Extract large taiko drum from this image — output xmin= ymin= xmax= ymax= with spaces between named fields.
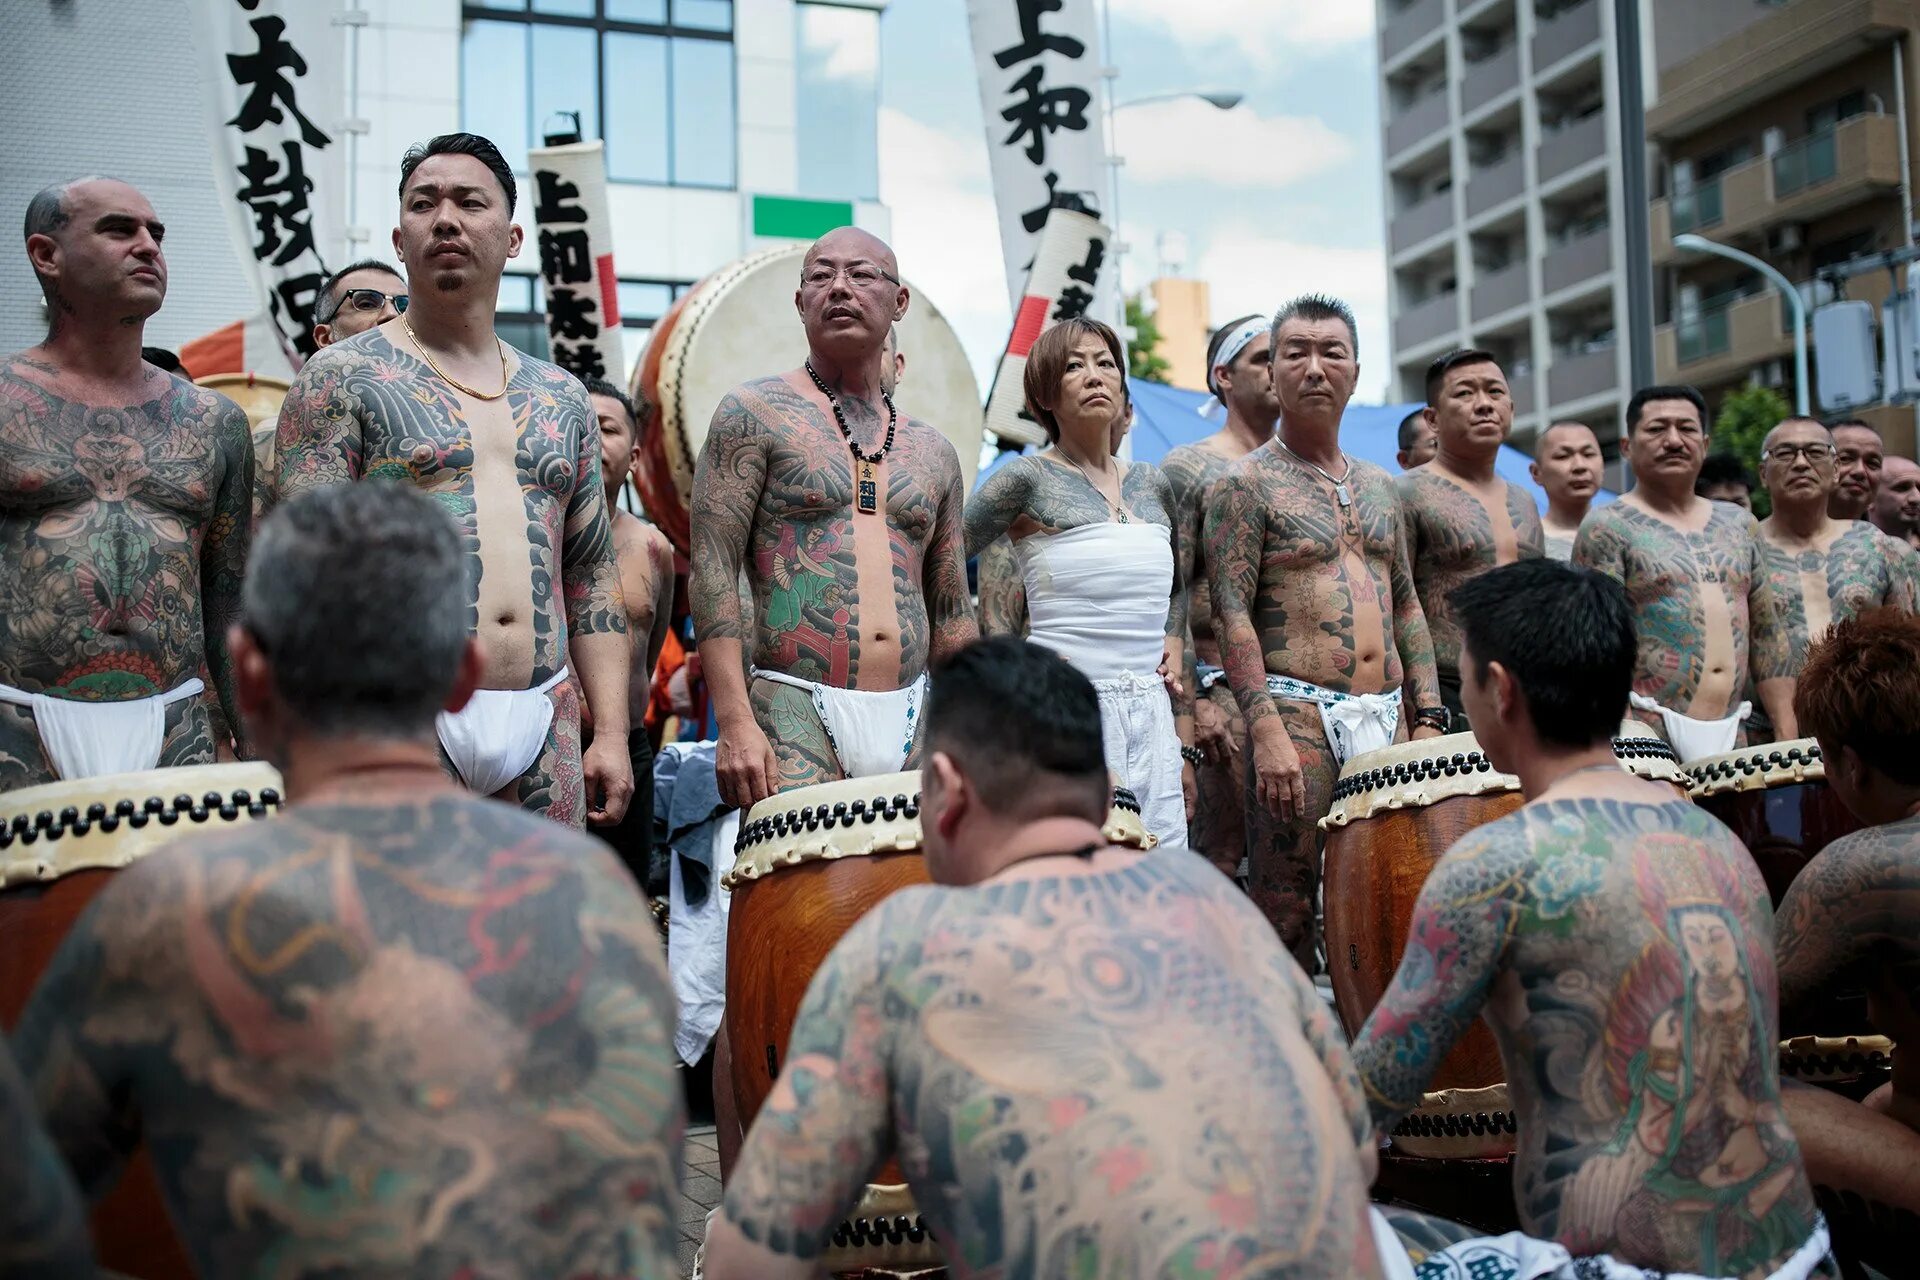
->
xmin=0 ymin=763 xmax=284 ymax=1280
xmin=1687 ymin=739 xmax=1863 ymax=905
xmin=629 ymin=246 xmax=986 ymax=554
xmin=719 ymin=772 xmax=1153 ymax=1277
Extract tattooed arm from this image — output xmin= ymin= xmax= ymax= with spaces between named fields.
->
xmin=202 ymin=395 xmax=255 ymax=755
xmin=272 ymin=346 xmax=365 ymax=498
xmin=0 ymin=1037 xmax=95 ymax=1280
xmin=1350 ymin=826 xmax=1518 ymax=1131
xmin=705 ymin=913 xmax=897 ymax=1279
xmin=925 ymin=443 xmax=981 ymax=664
xmin=561 ymin=385 xmax=635 ymax=824
xmin=962 ymin=458 xmax=1036 ymax=558
xmin=1775 ymin=829 xmax=1910 ymax=1028
xmin=1206 ymin=470 xmax=1280 ymax=734
xmin=1570 ymin=511 xmax=1623 ymax=583
xmin=1390 ymin=508 xmax=1444 ymax=722
xmin=1887 ymin=535 xmax=1920 ymax=612
xmin=1745 ymin=522 xmax=1798 ymax=739
xmin=975 ymin=536 xmax=1029 ymax=636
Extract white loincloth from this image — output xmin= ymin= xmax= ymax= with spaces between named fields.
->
xmin=1629 ymin=691 xmax=1750 ymax=764
xmin=1371 ymin=1207 xmax=1832 ymax=1280
xmin=0 ymin=678 xmax=207 ymax=781
xmin=435 ymin=668 xmax=570 ymax=797
xmin=753 ymin=670 xmax=926 ymax=779
xmin=1266 ymin=673 xmax=1402 ymax=766
xmin=1089 ymin=670 xmax=1185 ymax=847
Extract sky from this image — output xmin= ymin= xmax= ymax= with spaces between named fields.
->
xmin=876 ymin=0 xmax=1391 ymax=402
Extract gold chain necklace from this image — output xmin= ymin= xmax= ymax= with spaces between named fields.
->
xmin=404 ymin=318 xmax=509 ymax=401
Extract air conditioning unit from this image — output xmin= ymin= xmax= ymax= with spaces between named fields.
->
xmin=1767 ymin=223 xmax=1807 ymax=256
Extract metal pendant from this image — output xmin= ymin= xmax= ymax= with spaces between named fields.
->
xmin=858 ymin=462 xmax=878 ymax=514
xmin=1334 ymin=483 xmax=1353 ymax=510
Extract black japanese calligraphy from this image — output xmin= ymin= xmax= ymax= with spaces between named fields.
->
xmin=992 ymin=0 xmax=1086 ymax=69
xmin=1001 ymin=63 xmax=1092 ymax=166
xmin=226 ymin=15 xmax=329 ymax=148
xmin=236 ymin=140 xmax=318 ymax=267
xmin=540 ymin=228 xmax=594 ymax=286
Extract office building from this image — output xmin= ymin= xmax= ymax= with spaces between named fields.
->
xmin=1148 ymin=275 xmax=1212 ymax=391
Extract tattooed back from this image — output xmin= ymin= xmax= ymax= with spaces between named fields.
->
xmin=15 ymin=795 xmax=683 ymax=1280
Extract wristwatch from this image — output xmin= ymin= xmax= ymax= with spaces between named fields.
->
xmin=1413 ymin=706 xmax=1452 ymax=734
xmin=1180 ymin=744 xmax=1204 ymax=766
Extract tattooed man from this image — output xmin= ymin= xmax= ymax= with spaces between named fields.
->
xmin=2 ymin=179 xmax=252 ymax=783
xmin=1751 ymin=418 xmax=1919 ymax=740
xmin=1870 ymin=454 xmax=1920 ymax=550
xmin=1828 ymin=419 xmax=1884 ymax=522
xmin=1395 ymin=406 xmax=1436 ymax=471
xmin=704 ymin=637 xmax=1387 ymax=1279
xmin=690 ymin=227 xmax=975 ymax=809
xmin=1161 ymin=314 xmax=1280 ymax=877
xmin=277 ymin=133 xmax=630 ymax=827
xmin=1352 ymin=560 xmax=1834 ymax=1280
xmin=1206 ymin=294 xmax=1443 ymax=963
xmin=14 ymin=483 xmax=682 ymax=1279
xmin=0 ymin=1037 xmax=94 ymax=1279
xmin=1397 ymin=348 xmax=1545 ymax=729
xmin=1573 ymin=385 xmax=1795 ymax=761
xmin=1530 ymin=420 xmax=1603 ymax=562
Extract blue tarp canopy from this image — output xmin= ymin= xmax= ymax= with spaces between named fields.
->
xmin=979 ymin=378 xmax=1618 ymax=510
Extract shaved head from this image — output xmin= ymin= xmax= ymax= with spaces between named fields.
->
xmin=801 ymin=226 xmax=898 ymax=278
xmin=1762 ymin=416 xmax=1829 ymax=454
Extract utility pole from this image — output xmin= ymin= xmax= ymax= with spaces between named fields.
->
xmin=1615 ymin=0 xmax=1655 ymax=396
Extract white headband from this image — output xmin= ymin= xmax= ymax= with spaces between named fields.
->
xmin=1202 ymin=317 xmax=1270 ymax=415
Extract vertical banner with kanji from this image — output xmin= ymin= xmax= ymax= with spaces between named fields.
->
xmin=965 ymin=0 xmax=1109 ymax=312
xmin=196 ymin=0 xmax=347 ymax=370
xmin=982 ymin=208 xmax=1111 ymax=446
xmin=527 ymin=140 xmax=625 ymax=387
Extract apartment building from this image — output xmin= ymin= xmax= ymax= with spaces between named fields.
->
xmin=1649 ymin=0 xmax=1920 ymax=454
xmin=1378 ymin=0 xmax=1629 ymax=471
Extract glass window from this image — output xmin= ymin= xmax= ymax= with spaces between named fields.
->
xmin=607 ymin=0 xmax=667 ymax=20
xmin=795 ymin=3 xmax=879 ymax=201
xmin=472 ymin=0 xmax=525 ymax=9
xmin=499 ymin=275 xmax=536 ymax=311
xmin=533 ymin=0 xmax=592 ymax=14
xmin=618 ymin=279 xmax=677 ymax=321
xmin=462 ymin=20 xmax=530 ymax=166
xmin=674 ymin=0 xmax=733 ymax=33
xmin=605 ymin=32 xmax=670 ymax=183
xmin=531 ymin=23 xmax=598 ymax=148
xmin=672 ymin=37 xmax=735 ymax=188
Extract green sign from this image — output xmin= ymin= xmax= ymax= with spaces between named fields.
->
xmin=753 ymin=195 xmax=856 ymax=241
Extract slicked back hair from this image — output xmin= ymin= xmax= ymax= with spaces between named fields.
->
xmin=586 ymin=377 xmax=639 ymax=439
xmin=399 ymin=132 xmax=517 ymax=214
xmin=243 ymin=482 xmax=472 ymax=739
xmin=1424 ymin=347 xmax=1501 ymax=407
xmin=1268 ymin=293 xmax=1358 ymax=359
xmin=1797 ymin=608 xmax=1920 ymax=786
xmin=1023 ymin=317 xmax=1125 ymax=443
xmin=1450 ymin=558 xmax=1636 ymax=749
xmin=1626 ymin=384 xmax=1708 ymax=435
xmin=314 ymin=258 xmax=404 ymax=324
xmin=925 ymin=637 xmax=1109 ymax=822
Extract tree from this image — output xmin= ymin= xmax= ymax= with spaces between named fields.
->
xmin=1126 ymin=293 xmax=1171 ymax=384
xmin=1711 ymin=384 xmax=1789 ymax=517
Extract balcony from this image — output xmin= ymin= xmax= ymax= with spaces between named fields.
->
xmin=1395 ymin=292 xmax=1461 ymax=353
xmin=1538 ymin=113 xmax=1607 ymax=185
xmin=1548 ymin=345 xmax=1618 ymax=405
xmin=1533 ymin=0 xmax=1600 ymax=72
xmin=1510 ymin=371 xmax=1538 ymax=420
xmin=1648 ymin=0 xmax=1909 ymax=142
xmin=1654 ymin=292 xmax=1791 ymax=387
xmin=1462 ymin=43 xmax=1520 ymax=116
xmin=1387 ymin=90 xmax=1450 ymax=159
xmin=1542 ymin=227 xmax=1612 ymax=295
xmin=1465 ymin=152 xmax=1525 ymax=219
xmin=1390 ymin=191 xmax=1455 ymax=255
xmin=1382 ymin=0 xmax=1446 ymax=64
xmin=1651 ymin=113 xmax=1902 ymax=264
xmin=1472 ymin=262 xmax=1530 ymax=322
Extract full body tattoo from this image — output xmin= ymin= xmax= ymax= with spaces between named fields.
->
xmin=275 ymin=329 xmax=626 ymax=824
xmin=689 ymin=373 xmax=974 ymax=788
xmin=1352 ymin=798 xmax=1824 ymax=1278
xmin=0 ymin=356 xmax=253 ymax=784
xmin=14 ymin=796 xmax=683 ymax=1280
xmin=722 ymin=850 xmax=1385 ymax=1278
xmin=1207 ymin=444 xmax=1441 ymax=959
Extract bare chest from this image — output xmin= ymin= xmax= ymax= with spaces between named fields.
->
xmin=1262 ymin=475 xmax=1398 ymax=571
xmin=759 ymin=422 xmax=942 ymax=547
xmin=0 ymin=397 xmax=222 ymax=526
xmin=355 ymin=382 xmax=582 ymax=506
xmin=1623 ymin=522 xmax=1753 ymax=602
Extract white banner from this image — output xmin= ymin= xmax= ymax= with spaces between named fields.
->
xmin=982 ymin=208 xmax=1111 ymax=447
xmin=195 ymin=0 xmax=348 ymax=370
xmin=966 ymin=0 xmax=1109 ymax=313
xmin=528 ymin=140 xmax=626 ymax=388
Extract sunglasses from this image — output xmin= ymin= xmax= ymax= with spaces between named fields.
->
xmin=337 ymin=288 xmax=409 ymax=316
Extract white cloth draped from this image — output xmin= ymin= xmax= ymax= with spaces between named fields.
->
xmin=0 ymin=678 xmax=205 ymax=780
xmin=435 ymin=668 xmax=569 ymax=797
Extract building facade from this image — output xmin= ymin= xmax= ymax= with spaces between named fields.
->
xmin=1377 ymin=0 xmax=1631 ymax=474
xmin=1147 ymin=276 xmax=1211 ymax=392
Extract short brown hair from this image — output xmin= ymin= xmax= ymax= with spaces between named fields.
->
xmin=1023 ymin=318 xmax=1124 ymax=443
xmin=1796 ymin=607 xmax=1920 ymax=786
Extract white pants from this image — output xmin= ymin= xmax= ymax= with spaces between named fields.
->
xmin=0 ymin=678 xmax=206 ymax=781
xmin=435 ymin=668 xmax=570 ymax=797
xmin=1267 ymin=673 xmax=1402 ymax=766
xmin=1629 ymin=691 xmax=1750 ymax=764
xmin=1091 ymin=671 xmax=1185 ymax=848
xmin=753 ymin=670 xmax=926 ymax=779
xmin=1371 ymin=1207 xmax=1832 ymax=1280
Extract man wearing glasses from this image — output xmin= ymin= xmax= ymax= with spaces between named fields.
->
xmin=1751 ymin=417 xmax=1920 ymax=739
xmin=310 ymin=259 xmax=407 ymax=348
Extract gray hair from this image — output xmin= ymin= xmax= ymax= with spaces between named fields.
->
xmin=1269 ymin=293 xmax=1359 ymax=359
xmin=243 ymin=482 xmax=471 ymax=738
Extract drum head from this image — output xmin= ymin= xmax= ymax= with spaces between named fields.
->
xmin=1687 ymin=738 xmax=1826 ymax=798
xmin=636 ymin=247 xmax=983 ymax=554
xmin=195 ymin=372 xmax=290 ymax=428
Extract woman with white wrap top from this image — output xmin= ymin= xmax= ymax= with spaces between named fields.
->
xmin=963 ymin=318 xmax=1193 ymax=846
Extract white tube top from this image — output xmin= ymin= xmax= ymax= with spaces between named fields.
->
xmin=1015 ymin=522 xmax=1173 ymax=680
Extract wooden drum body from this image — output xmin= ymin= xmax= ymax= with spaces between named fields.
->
xmin=0 ymin=763 xmax=284 ymax=1280
xmin=1687 ymin=739 xmax=1863 ymax=905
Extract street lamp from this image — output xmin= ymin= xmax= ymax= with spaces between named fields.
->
xmin=1115 ymin=91 xmax=1245 ymax=111
xmin=1673 ymin=232 xmax=1810 ymax=415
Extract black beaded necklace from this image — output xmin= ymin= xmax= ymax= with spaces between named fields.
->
xmin=806 ymin=359 xmax=896 ymax=514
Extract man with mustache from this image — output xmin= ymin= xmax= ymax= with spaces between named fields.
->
xmin=277 ymin=133 xmax=632 ymax=828
xmin=1574 ymin=385 xmax=1796 ymax=761
xmin=1829 ymin=419 xmax=1884 ymax=521
xmin=1531 ymin=420 xmax=1602 ymax=561
xmin=1396 ymin=348 xmax=1545 ymax=730
xmin=690 ymin=227 xmax=975 ymax=809
xmin=1871 ymin=454 xmax=1920 ymax=550
xmin=0 ymin=177 xmax=253 ymax=785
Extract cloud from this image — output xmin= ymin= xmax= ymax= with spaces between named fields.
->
xmin=1115 ymin=100 xmax=1349 ymax=189
xmin=1106 ymin=0 xmax=1375 ymax=67
xmin=1195 ymin=226 xmax=1392 ymax=401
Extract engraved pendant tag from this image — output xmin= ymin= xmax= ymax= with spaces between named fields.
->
xmin=857 ymin=462 xmax=878 ymax=514
xmin=1334 ymin=483 xmax=1353 ymax=510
